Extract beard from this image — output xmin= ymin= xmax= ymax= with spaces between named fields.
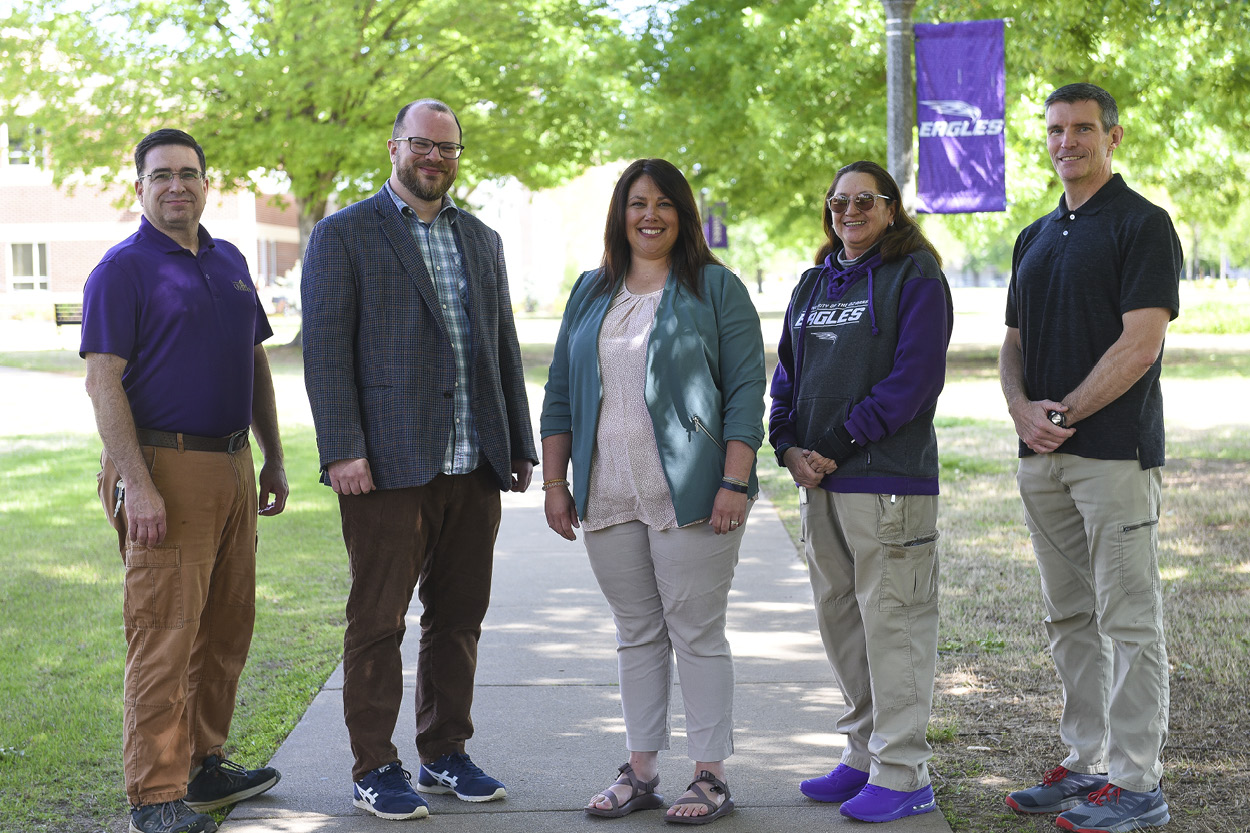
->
xmin=396 ymin=158 xmax=456 ymax=203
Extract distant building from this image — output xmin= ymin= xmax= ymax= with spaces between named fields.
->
xmin=0 ymin=122 xmax=300 ymax=317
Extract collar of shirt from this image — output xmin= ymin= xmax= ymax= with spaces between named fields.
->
xmin=383 ymin=181 xmax=459 ymax=226
xmin=137 ymin=215 xmax=217 ymax=254
xmin=1052 ymin=172 xmax=1127 ymax=221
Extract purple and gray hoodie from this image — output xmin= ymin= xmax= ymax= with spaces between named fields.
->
xmin=768 ymin=244 xmax=954 ymax=495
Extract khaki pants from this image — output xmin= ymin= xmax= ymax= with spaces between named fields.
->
xmin=582 ymin=508 xmax=749 ymax=763
xmin=801 ymin=489 xmax=940 ymax=791
xmin=1017 ymin=454 xmax=1169 ymax=792
xmin=102 ymin=443 xmax=258 ymax=806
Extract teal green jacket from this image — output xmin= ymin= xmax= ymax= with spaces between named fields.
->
xmin=540 ymin=264 xmax=766 ymax=526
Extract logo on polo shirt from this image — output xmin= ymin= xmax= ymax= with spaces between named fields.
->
xmin=232 ymin=280 xmax=253 ymax=292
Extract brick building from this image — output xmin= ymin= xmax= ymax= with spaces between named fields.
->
xmin=0 ymin=122 xmax=300 ymax=317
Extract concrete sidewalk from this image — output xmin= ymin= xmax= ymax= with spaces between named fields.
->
xmin=218 ymin=489 xmax=952 ymax=833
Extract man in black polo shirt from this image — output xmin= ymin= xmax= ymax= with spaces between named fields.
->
xmin=998 ymin=83 xmax=1182 ymax=832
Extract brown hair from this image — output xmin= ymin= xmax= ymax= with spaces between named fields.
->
xmin=815 ymin=160 xmax=942 ymax=267
xmin=596 ymin=158 xmax=722 ymax=297
xmin=392 ymin=99 xmax=462 ymax=141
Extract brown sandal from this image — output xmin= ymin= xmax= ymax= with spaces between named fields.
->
xmin=665 ymin=770 xmax=735 ymax=825
xmin=585 ymin=762 xmax=665 ymax=818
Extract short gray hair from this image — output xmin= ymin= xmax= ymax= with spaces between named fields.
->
xmin=1045 ymin=83 xmax=1119 ymax=132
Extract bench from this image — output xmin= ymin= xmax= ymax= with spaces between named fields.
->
xmin=54 ymin=302 xmax=83 ymax=329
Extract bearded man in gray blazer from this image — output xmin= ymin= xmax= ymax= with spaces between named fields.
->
xmin=302 ymin=98 xmax=537 ymax=821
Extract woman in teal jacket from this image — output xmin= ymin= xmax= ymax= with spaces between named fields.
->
xmin=540 ymin=159 xmax=765 ymax=825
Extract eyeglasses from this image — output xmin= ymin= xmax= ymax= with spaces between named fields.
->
xmin=827 ymin=192 xmax=893 ymax=214
xmin=394 ymin=136 xmax=465 ymax=159
xmin=140 ymin=169 xmax=206 ymax=186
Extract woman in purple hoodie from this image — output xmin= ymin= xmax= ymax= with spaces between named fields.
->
xmin=768 ymin=160 xmax=953 ymax=824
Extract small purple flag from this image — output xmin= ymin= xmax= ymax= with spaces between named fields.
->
xmin=914 ymin=19 xmax=1006 ymax=213
xmin=703 ymin=201 xmax=729 ymax=248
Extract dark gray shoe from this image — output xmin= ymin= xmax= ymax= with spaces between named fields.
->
xmin=1056 ymin=783 xmax=1171 ymax=832
xmin=184 ymin=753 xmax=281 ymax=811
xmin=129 ymin=800 xmax=217 ymax=833
xmin=1006 ymin=765 xmax=1108 ymax=814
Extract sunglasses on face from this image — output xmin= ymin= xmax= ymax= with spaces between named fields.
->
xmin=827 ymin=192 xmax=893 ymax=214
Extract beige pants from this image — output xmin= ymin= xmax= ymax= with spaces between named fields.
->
xmin=802 ymin=489 xmax=940 ymax=791
xmin=1017 ymin=454 xmax=1169 ymax=792
xmin=582 ymin=509 xmax=748 ymax=762
xmin=103 ymin=443 xmax=258 ymax=806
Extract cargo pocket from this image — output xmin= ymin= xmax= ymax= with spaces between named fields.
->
xmin=123 ymin=544 xmax=184 ymax=629
xmin=1118 ymin=518 xmax=1159 ymax=596
xmin=879 ymin=533 xmax=940 ymax=610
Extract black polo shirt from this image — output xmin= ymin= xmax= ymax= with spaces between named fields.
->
xmin=1006 ymin=174 xmax=1182 ymax=468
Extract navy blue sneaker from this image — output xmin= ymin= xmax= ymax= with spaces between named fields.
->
xmin=353 ymin=762 xmax=430 ymax=820
xmin=800 ymin=763 xmax=870 ymax=803
xmin=840 ymin=783 xmax=937 ymax=823
xmin=1056 ymin=783 xmax=1170 ymax=832
xmin=418 ymin=752 xmax=506 ymax=802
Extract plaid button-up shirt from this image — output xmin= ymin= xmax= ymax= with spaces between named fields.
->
xmin=386 ymin=183 xmax=480 ymax=474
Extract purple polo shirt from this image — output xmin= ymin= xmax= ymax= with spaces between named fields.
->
xmin=81 ymin=216 xmax=273 ymax=437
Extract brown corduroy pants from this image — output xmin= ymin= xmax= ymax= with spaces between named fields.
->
xmin=338 ymin=468 xmax=501 ymax=780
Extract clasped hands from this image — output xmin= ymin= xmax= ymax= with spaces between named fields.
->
xmin=783 ymin=446 xmax=837 ymax=488
xmin=1010 ymin=399 xmax=1075 ymax=455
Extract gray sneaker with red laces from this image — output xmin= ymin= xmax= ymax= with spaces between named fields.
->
xmin=1006 ymin=766 xmax=1108 ymax=814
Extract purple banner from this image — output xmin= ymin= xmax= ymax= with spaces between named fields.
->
xmin=703 ymin=201 xmax=729 ymax=248
xmin=914 ymin=19 xmax=1006 ymax=213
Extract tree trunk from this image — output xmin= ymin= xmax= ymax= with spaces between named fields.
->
xmin=287 ymin=194 xmax=330 ymax=348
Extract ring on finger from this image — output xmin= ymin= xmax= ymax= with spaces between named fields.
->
xmin=729 ymin=519 xmax=739 ymax=527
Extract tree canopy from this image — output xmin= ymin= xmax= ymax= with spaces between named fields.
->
xmin=4 ymin=0 xmax=1248 ymax=269
xmin=621 ymin=0 xmax=1250 ymax=268
xmin=1 ymin=0 xmax=632 ymax=246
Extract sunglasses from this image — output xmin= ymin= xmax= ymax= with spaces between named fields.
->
xmin=827 ymin=192 xmax=893 ymax=214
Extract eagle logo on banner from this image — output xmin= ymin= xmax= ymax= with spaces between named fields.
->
xmin=919 ymin=100 xmax=982 ymax=121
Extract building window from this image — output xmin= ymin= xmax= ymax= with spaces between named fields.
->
xmin=10 ymin=243 xmax=49 ymax=291
xmin=3 ymin=124 xmax=45 ymax=168
xmin=257 ymin=238 xmax=278 ymax=282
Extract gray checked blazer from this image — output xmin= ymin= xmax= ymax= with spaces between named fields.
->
xmin=301 ymin=188 xmax=537 ymax=491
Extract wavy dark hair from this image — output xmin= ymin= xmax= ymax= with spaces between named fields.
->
xmin=815 ymin=160 xmax=942 ymax=267
xmin=596 ymin=158 xmax=722 ymax=297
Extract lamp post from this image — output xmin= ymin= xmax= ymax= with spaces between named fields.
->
xmin=882 ymin=0 xmax=917 ymax=207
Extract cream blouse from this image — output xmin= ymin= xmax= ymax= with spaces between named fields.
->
xmin=583 ymin=285 xmax=678 ymax=531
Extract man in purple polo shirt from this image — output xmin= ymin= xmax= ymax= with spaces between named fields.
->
xmin=81 ymin=128 xmax=288 ymax=833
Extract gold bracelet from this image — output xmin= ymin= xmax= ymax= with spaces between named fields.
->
xmin=541 ymin=479 xmax=569 ymax=491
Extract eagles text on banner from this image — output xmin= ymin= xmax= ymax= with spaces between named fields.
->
xmin=914 ymin=19 xmax=1007 ymax=214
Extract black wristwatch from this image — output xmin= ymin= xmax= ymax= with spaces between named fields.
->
xmin=1047 ymin=410 xmax=1068 ymax=428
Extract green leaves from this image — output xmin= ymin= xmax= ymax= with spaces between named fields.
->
xmin=620 ymin=0 xmax=1250 ymax=266
xmin=4 ymin=0 xmax=1248 ymax=264
xmin=1 ymin=0 xmax=632 ymax=244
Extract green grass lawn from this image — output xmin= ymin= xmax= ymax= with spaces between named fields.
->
xmin=2 ymin=315 xmax=1249 ymax=832
xmin=0 ymin=426 xmax=349 ymax=833
xmin=1172 ymin=280 xmax=1250 ymax=335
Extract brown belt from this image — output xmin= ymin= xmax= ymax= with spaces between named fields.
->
xmin=136 ymin=428 xmax=250 ymax=453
